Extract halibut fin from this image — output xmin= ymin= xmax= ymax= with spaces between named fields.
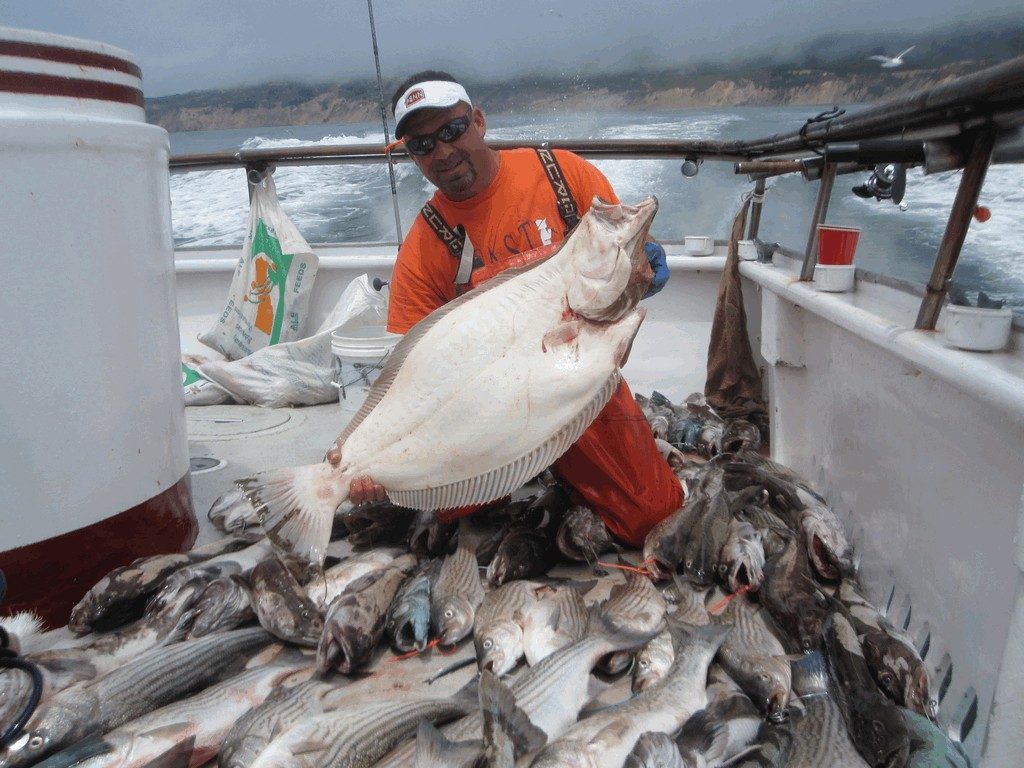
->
xmin=238 ymin=463 xmax=346 ymax=566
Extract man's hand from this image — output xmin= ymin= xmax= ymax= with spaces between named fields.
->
xmin=326 ymin=443 xmax=387 ymax=504
xmin=643 ymin=241 xmax=669 ymax=298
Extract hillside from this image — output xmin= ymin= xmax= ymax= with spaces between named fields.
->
xmin=146 ymin=20 xmax=1024 ymax=132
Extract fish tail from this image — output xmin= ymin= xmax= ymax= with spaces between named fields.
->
xmin=666 ymin=615 xmax=732 ymax=656
xmin=479 ymin=670 xmax=547 ymax=759
xmin=237 ymin=463 xmax=348 ymax=567
xmin=413 ymin=719 xmax=480 ymax=767
xmin=589 ymin=603 xmax=660 ymax=651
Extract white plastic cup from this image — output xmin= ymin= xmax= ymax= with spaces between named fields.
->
xmin=683 ymin=235 xmax=715 ymax=256
xmin=813 ymin=264 xmax=856 ymax=292
xmin=943 ymin=305 xmax=1013 ymax=352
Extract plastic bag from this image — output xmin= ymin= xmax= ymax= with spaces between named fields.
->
xmin=197 ymin=275 xmax=389 ymax=408
xmin=314 ymin=273 xmax=388 ymax=335
xmin=199 ymin=174 xmax=319 ymax=360
xmin=197 ymin=332 xmax=336 ymax=408
xmin=181 ymin=353 xmax=233 ymax=406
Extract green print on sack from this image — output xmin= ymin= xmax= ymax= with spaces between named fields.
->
xmin=248 ymin=219 xmax=294 ymax=345
xmin=182 ymin=363 xmax=203 ymax=387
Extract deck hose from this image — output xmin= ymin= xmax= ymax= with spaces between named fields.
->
xmin=0 ymin=645 xmax=45 ymax=748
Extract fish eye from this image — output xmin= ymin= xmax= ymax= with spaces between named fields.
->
xmin=880 ymin=672 xmax=894 ymax=686
xmin=482 ymin=639 xmax=492 ymax=650
xmin=759 ymin=673 xmax=770 ymax=682
xmin=639 ymin=659 xmax=649 ymax=669
xmin=444 ymin=609 xmax=454 ymax=619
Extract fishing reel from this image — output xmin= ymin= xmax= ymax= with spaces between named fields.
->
xmin=852 ymin=163 xmax=908 ymax=210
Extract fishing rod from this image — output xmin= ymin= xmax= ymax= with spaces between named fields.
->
xmin=366 ymin=0 xmax=404 ymax=248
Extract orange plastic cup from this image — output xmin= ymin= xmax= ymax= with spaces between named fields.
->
xmin=817 ymin=225 xmax=860 ymax=266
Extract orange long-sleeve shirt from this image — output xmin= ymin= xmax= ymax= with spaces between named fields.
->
xmin=387 ymin=148 xmax=617 ymax=334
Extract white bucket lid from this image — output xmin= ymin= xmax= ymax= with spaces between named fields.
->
xmin=331 ymin=325 xmax=401 ymax=362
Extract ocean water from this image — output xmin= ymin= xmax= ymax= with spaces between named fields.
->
xmin=169 ymin=106 xmax=1024 ymax=310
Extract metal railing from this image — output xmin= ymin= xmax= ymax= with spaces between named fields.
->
xmin=169 ymin=55 xmax=1024 ymax=331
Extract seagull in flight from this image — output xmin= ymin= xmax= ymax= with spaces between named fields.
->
xmin=868 ymin=46 xmax=916 ymax=68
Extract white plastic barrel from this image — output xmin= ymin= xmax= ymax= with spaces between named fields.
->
xmin=0 ymin=26 xmax=194 ymax=624
xmin=331 ymin=326 xmax=402 ymax=412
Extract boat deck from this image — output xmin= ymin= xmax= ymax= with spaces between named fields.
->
xmin=187 ymin=403 xmax=349 ymax=546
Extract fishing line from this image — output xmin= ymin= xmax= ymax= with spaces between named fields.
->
xmin=708 ymin=583 xmax=752 ymax=615
xmin=366 ymin=0 xmax=405 ymax=247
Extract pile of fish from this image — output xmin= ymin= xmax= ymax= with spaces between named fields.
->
xmin=0 ymin=401 xmax=970 ymax=767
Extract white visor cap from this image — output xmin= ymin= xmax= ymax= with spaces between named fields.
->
xmin=394 ymin=80 xmax=473 ymax=138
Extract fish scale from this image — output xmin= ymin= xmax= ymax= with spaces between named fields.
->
xmin=307 ymin=550 xmax=403 ymax=609
xmin=253 ymin=698 xmax=470 ymax=768
xmin=711 ymin=595 xmax=791 ymax=719
xmin=669 ymin=578 xmax=709 ymax=626
xmin=435 ymin=547 xmax=482 ymax=607
xmin=476 ymin=581 xmax=539 ymax=629
xmin=62 ymin=658 xmax=311 ymax=768
xmin=0 ymin=628 xmax=272 ymax=768
xmin=788 ymin=696 xmax=869 ymax=767
xmin=531 ymin=622 xmax=728 ymax=768
xmin=431 ymin=543 xmax=485 ymax=642
xmin=93 ymin=627 xmax=271 ymax=727
xmin=375 ymin=594 xmax=663 ymax=767
xmin=520 ymin=583 xmax=590 ymax=666
xmin=219 ymin=679 xmax=351 ymax=768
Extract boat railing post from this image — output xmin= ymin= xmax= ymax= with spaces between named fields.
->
xmin=244 ymin=161 xmax=270 ymax=203
xmin=747 ymin=177 xmax=766 ymax=240
xmin=799 ymin=161 xmax=838 ymax=281
xmin=914 ymin=127 xmax=998 ymax=330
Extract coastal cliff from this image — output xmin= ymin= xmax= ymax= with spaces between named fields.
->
xmin=147 ymin=19 xmax=1024 ymax=133
xmin=145 ymin=64 xmax=975 ymax=132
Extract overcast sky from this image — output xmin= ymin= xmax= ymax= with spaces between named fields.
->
xmin=3 ymin=0 xmax=1022 ymax=96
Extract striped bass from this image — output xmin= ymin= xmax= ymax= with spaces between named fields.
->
xmin=32 ymin=650 xmax=312 ymax=768
xmin=530 ymin=620 xmax=729 ymax=768
xmin=241 ymin=196 xmax=658 ymax=566
xmin=375 ymin=570 xmax=666 ymax=768
xmin=248 ymin=697 xmax=472 ymax=768
xmin=0 ymin=628 xmax=271 ymax=768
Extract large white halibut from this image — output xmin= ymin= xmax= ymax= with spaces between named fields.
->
xmin=242 ymin=196 xmax=659 ymax=565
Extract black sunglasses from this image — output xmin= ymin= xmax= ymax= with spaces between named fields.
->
xmin=405 ymin=114 xmax=472 ymax=156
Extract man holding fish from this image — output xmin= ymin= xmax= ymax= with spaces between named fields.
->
xmin=328 ymin=72 xmax=681 ymax=547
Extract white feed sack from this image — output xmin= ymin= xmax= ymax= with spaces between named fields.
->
xmin=199 ymin=174 xmax=318 ymax=360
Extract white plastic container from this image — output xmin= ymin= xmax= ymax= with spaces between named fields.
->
xmin=737 ymin=239 xmax=758 ymax=260
xmin=683 ymin=235 xmax=715 ymax=256
xmin=813 ymin=263 xmax=856 ymax=292
xmin=943 ymin=305 xmax=1013 ymax=352
xmin=331 ymin=326 xmax=402 ymax=412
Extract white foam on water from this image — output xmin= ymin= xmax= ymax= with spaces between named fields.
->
xmin=847 ymin=164 xmax=1024 ymax=305
xmin=168 ymin=111 xmax=1024 ymax=308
